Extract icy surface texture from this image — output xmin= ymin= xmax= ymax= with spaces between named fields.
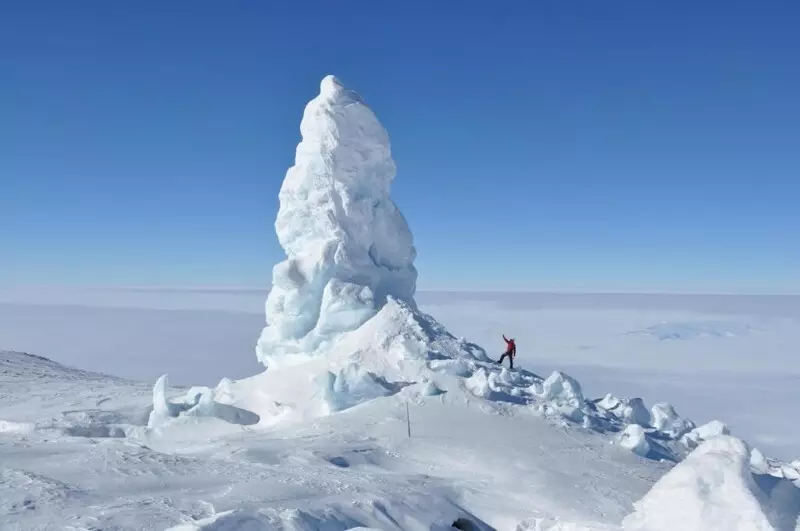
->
xmin=650 ymin=402 xmax=695 ymax=438
xmin=147 ymin=374 xmax=260 ymax=429
xmin=681 ymin=420 xmax=731 ymax=449
xmin=257 ymin=75 xmax=418 ymax=364
xmin=622 ymin=436 xmax=776 ymax=531
xmin=536 ymin=371 xmax=586 ymax=422
xmin=619 ymin=424 xmax=651 ymax=457
xmin=596 ymin=394 xmax=651 ymax=427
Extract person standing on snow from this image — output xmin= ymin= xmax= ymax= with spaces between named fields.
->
xmin=498 ymin=334 xmax=516 ymax=369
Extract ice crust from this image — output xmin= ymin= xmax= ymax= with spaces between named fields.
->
xmin=619 ymin=424 xmax=651 ymax=457
xmin=596 ymin=394 xmax=651 ymax=427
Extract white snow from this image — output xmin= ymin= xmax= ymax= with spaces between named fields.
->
xmin=536 ymin=371 xmax=586 ymax=422
xmin=257 ymin=74 xmax=417 ymax=364
xmin=1 ymin=350 xmax=673 ymax=531
xmin=3 ymin=294 xmax=800 ymax=460
xmin=650 ymin=402 xmax=695 ymax=438
xmin=596 ymin=394 xmax=651 ymax=427
xmin=622 ymin=436 xmax=777 ymax=531
xmin=618 ymin=424 xmax=651 ymax=458
xmin=682 ymin=420 xmax=732 ymax=449
xmin=2 ymin=76 xmax=800 ymax=530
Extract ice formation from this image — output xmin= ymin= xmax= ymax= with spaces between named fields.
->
xmin=256 ymin=75 xmax=418 ymax=364
xmin=622 ymin=436 xmax=776 ymax=531
xmin=536 ymin=371 xmax=586 ymax=422
xmin=619 ymin=424 xmax=651 ymax=457
xmin=596 ymin=394 xmax=651 ymax=427
xmin=681 ymin=420 xmax=731 ymax=449
xmin=650 ymin=402 xmax=694 ymax=438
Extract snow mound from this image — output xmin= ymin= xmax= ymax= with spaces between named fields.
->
xmin=650 ymin=402 xmax=695 ymax=438
xmin=536 ymin=371 xmax=586 ymax=422
xmin=622 ymin=436 xmax=776 ymax=531
xmin=596 ymin=394 xmax=651 ymax=427
xmin=681 ymin=420 xmax=731 ymax=449
xmin=257 ymin=74 xmax=418 ymax=364
xmin=618 ymin=425 xmax=651 ymax=457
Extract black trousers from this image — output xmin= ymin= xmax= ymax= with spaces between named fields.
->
xmin=498 ymin=352 xmax=514 ymax=369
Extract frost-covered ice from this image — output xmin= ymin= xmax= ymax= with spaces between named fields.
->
xmin=257 ymin=75 xmax=418 ymax=363
xmin=682 ymin=420 xmax=731 ymax=449
xmin=597 ymin=394 xmax=651 ymax=427
xmin=536 ymin=371 xmax=586 ymax=422
xmin=650 ymin=402 xmax=695 ymax=438
xmin=619 ymin=425 xmax=651 ymax=457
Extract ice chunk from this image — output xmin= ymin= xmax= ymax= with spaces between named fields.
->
xmin=418 ymin=378 xmax=443 ymax=396
xmin=316 ymin=364 xmax=395 ymax=413
xmin=650 ymin=402 xmax=695 ymax=439
xmin=619 ymin=424 xmax=651 ymax=457
xmin=148 ymin=374 xmax=259 ymax=428
xmin=537 ymin=371 xmax=585 ymax=422
xmin=465 ymin=369 xmax=492 ymax=399
xmin=750 ymin=447 xmax=770 ymax=475
xmin=596 ymin=393 xmax=622 ymax=411
xmin=681 ymin=420 xmax=731 ymax=449
xmin=622 ymin=436 xmax=775 ymax=531
xmin=147 ymin=374 xmax=186 ymax=428
xmin=596 ymin=394 xmax=651 ymax=426
xmin=257 ymin=75 xmax=418 ymax=363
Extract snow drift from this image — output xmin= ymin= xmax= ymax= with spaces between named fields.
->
xmin=622 ymin=436 xmax=780 ymax=531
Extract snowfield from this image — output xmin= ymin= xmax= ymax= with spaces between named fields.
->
xmin=2 ymin=76 xmax=800 ymax=530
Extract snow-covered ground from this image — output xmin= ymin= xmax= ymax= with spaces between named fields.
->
xmin=2 ymin=76 xmax=799 ymax=530
xmin=2 ymin=291 xmax=798 ymax=460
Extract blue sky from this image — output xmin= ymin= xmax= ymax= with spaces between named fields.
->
xmin=2 ymin=1 xmax=799 ymax=293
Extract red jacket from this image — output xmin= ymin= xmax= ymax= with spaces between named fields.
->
xmin=503 ymin=335 xmax=516 ymax=355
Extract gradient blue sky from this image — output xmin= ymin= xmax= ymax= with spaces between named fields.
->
xmin=2 ymin=1 xmax=799 ymax=293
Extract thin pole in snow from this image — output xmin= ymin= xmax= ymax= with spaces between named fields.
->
xmin=406 ymin=401 xmax=411 ymax=438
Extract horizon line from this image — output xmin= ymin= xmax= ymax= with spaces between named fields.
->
xmin=1 ymin=284 xmax=798 ymax=297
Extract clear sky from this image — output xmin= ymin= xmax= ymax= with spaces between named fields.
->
xmin=2 ymin=1 xmax=799 ymax=293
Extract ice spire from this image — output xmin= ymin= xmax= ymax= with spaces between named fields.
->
xmin=256 ymin=75 xmax=418 ymax=365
